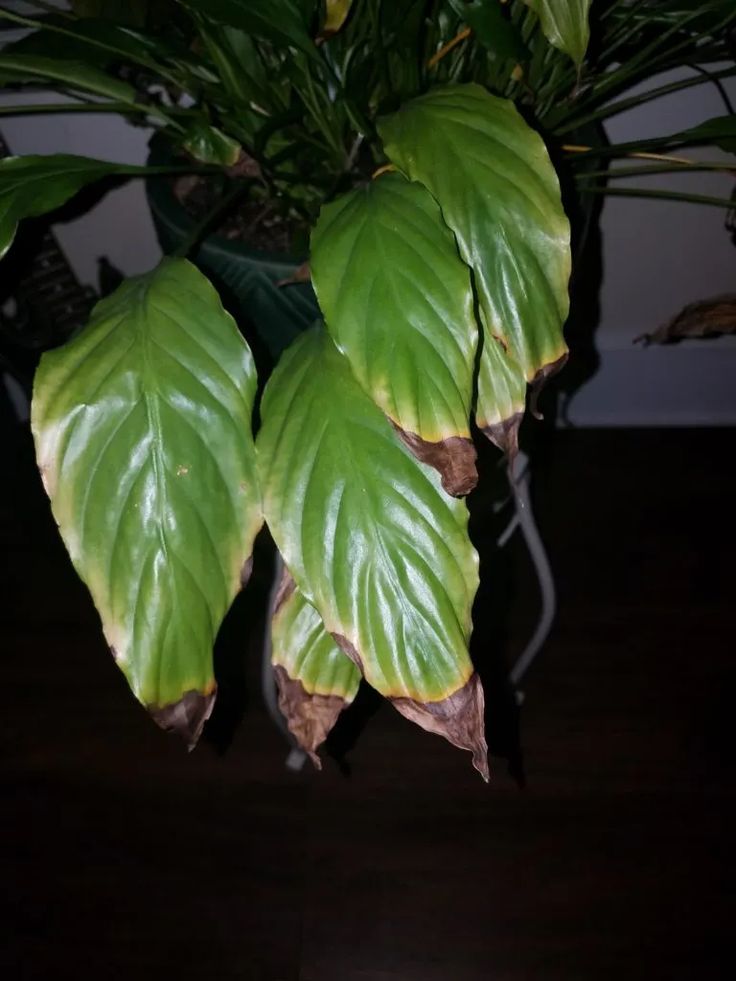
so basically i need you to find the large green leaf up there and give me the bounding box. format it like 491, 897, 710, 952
310, 172, 478, 496
31, 258, 262, 745
0, 154, 158, 259
271, 567, 360, 766
177, 0, 317, 57
0, 52, 136, 102
257, 326, 487, 778
379, 83, 571, 451
523, 0, 593, 67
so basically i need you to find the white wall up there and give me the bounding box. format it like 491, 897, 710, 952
0, 92, 161, 287
566, 67, 736, 426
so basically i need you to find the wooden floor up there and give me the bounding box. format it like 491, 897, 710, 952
2, 419, 735, 980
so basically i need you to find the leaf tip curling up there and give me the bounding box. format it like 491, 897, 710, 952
391, 422, 478, 496
149, 689, 216, 750
392, 672, 489, 781
529, 351, 568, 421
275, 665, 351, 769
481, 412, 523, 461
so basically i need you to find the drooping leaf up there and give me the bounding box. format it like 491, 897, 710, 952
0, 52, 136, 102
257, 326, 487, 778
448, 1, 527, 64
310, 171, 479, 496
31, 258, 262, 745
379, 83, 571, 450
634, 294, 736, 346
271, 566, 360, 766
0, 154, 158, 260
177, 0, 317, 58
522, 0, 592, 67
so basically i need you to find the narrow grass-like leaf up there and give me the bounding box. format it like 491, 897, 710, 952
0, 52, 136, 101
271, 567, 360, 766
257, 326, 487, 778
311, 172, 478, 495
379, 83, 571, 450
523, 0, 592, 67
32, 258, 261, 745
679, 114, 736, 154
178, 0, 317, 58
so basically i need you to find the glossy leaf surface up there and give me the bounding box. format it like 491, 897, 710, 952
379, 84, 570, 442
310, 171, 478, 495
523, 0, 592, 66
257, 326, 487, 777
271, 568, 360, 765
32, 258, 261, 744
0, 154, 154, 259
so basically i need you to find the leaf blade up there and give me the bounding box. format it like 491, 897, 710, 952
272, 567, 360, 765
680, 114, 736, 154
257, 326, 487, 777
379, 83, 571, 447
0, 154, 157, 259
448, 1, 528, 65
32, 258, 262, 744
0, 51, 137, 101
178, 0, 317, 58
310, 171, 479, 495
523, 0, 593, 67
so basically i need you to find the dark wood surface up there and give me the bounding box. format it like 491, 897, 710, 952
3, 421, 735, 980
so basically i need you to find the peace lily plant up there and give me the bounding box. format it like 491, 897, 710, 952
1, 1, 735, 778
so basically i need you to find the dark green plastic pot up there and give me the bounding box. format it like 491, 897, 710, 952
145, 142, 319, 361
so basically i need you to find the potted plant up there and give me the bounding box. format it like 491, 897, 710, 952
0, 0, 734, 777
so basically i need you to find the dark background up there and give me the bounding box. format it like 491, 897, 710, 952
3, 403, 735, 979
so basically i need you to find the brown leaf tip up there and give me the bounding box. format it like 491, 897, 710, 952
634, 294, 736, 347
148, 689, 216, 750
529, 352, 568, 420
482, 412, 522, 463
274, 665, 347, 769
391, 672, 489, 781
391, 422, 478, 496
